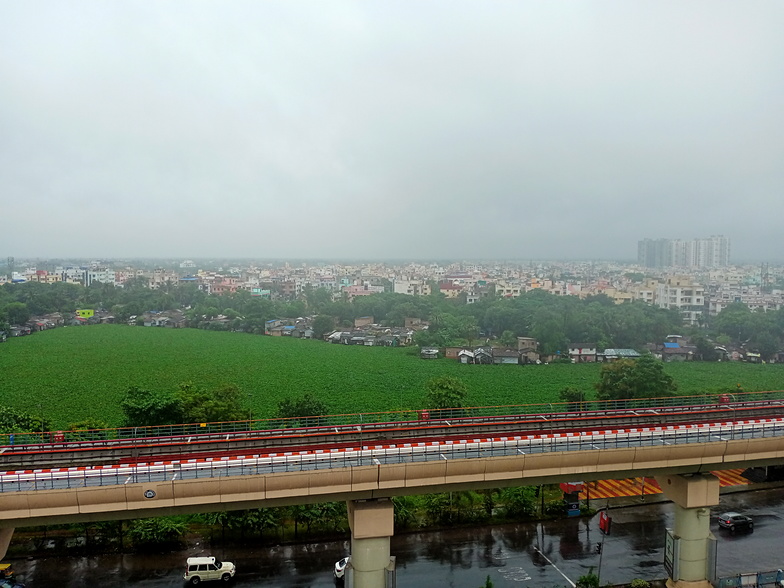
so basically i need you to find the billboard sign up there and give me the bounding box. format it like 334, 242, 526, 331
664, 528, 680, 580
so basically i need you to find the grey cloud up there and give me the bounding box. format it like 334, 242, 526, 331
1, 1, 783, 261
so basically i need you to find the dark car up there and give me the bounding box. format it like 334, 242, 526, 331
718, 512, 753, 533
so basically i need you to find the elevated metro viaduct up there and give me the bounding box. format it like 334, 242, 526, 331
2, 434, 784, 588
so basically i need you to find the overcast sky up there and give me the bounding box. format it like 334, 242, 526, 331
2, 1, 782, 262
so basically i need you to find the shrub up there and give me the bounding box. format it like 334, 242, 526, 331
576, 569, 600, 588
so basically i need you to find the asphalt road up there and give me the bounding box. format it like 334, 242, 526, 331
10, 487, 784, 587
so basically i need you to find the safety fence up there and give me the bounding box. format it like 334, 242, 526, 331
715, 569, 784, 587
3, 390, 783, 448
2, 418, 783, 493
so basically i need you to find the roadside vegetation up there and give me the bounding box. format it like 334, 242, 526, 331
8, 483, 577, 557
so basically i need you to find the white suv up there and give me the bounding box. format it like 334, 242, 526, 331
183, 556, 236, 584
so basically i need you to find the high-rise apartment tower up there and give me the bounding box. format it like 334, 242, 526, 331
638, 236, 730, 269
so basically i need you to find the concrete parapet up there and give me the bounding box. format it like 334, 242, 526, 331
1, 437, 783, 528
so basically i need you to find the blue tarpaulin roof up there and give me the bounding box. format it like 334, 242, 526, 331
664, 342, 680, 348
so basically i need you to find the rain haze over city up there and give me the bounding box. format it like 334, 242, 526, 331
1, 1, 783, 262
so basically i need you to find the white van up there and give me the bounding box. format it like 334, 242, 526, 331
183, 556, 236, 584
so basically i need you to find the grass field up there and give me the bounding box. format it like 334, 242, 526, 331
2, 325, 783, 428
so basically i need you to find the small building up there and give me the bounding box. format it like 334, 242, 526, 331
599, 348, 641, 362
517, 337, 538, 352
474, 347, 494, 364
420, 348, 439, 360
568, 344, 597, 363
354, 316, 374, 328
444, 346, 463, 359
662, 341, 691, 362
492, 348, 520, 365
457, 349, 475, 364
404, 317, 426, 328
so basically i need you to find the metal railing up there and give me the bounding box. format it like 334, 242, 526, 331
715, 569, 784, 587
3, 390, 784, 449
2, 418, 783, 493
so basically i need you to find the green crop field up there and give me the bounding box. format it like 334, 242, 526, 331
1, 325, 783, 428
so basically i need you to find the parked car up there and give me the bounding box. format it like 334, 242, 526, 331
334, 556, 350, 580
717, 512, 753, 533
183, 556, 236, 584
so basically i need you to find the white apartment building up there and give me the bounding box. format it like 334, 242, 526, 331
85, 268, 116, 287
638, 235, 730, 269
393, 279, 431, 296
55, 266, 88, 284
708, 285, 784, 315
495, 281, 522, 298
656, 276, 705, 325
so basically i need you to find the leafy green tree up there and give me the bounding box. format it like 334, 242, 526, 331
558, 386, 585, 411
693, 335, 719, 361
499, 330, 517, 347
4, 302, 29, 325
531, 307, 568, 355
479, 576, 494, 588
312, 315, 335, 339
303, 286, 333, 312
750, 331, 781, 361
67, 418, 109, 431
499, 486, 537, 518
712, 302, 754, 344
200, 508, 282, 540
127, 516, 187, 548
287, 504, 322, 537
0, 406, 50, 434
595, 355, 677, 401
392, 495, 419, 530
222, 308, 241, 320
576, 570, 600, 588
120, 386, 182, 427
175, 382, 246, 423
316, 501, 347, 532
425, 376, 468, 410
274, 393, 328, 425
421, 492, 453, 525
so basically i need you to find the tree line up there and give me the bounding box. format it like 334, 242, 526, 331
2, 278, 783, 357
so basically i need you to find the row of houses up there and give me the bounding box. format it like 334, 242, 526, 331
325, 330, 412, 347
0, 308, 191, 341
421, 344, 644, 364
421, 335, 778, 364
4, 310, 777, 365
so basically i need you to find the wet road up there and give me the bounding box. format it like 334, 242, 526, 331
11, 487, 784, 587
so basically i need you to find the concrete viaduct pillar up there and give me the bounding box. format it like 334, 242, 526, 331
0, 528, 14, 560
347, 498, 395, 588
656, 473, 720, 588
